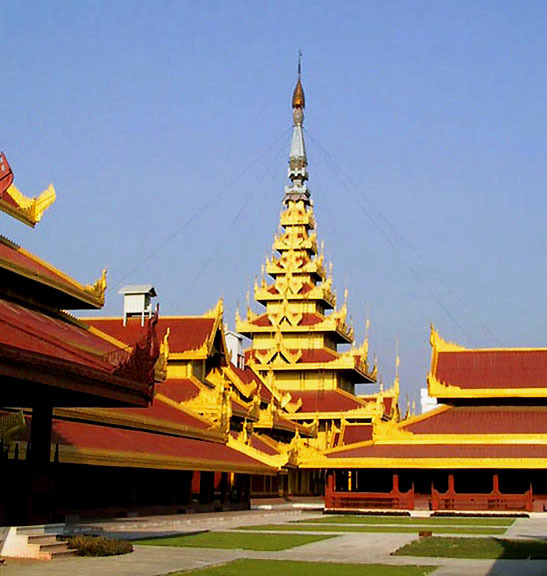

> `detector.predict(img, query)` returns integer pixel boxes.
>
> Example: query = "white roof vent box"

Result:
[118,284,157,326]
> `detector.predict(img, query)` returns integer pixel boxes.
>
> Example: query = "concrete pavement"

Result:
[1,510,547,576]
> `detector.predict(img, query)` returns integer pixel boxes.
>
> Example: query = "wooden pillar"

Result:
[493,473,499,493]
[448,474,455,494]
[180,471,193,505]
[199,471,214,504]
[393,473,399,494]
[219,472,229,504]
[28,404,53,523]
[30,404,52,474]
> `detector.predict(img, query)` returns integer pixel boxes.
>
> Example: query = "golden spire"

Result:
[292,51,305,109]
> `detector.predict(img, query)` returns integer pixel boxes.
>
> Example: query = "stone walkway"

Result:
[2,510,547,576]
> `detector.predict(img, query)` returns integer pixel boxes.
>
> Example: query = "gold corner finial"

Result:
[85,268,107,303]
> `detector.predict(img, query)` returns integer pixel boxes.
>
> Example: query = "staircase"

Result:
[0,524,77,560]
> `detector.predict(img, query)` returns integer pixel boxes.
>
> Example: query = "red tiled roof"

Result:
[0,300,118,372]
[248,313,331,328]
[229,432,282,456]
[341,424,373,445]
[404,405,547,435]
[298,349,339,363]
[0,299,156,405]
[383,397,394,415]
[299,313,324,326]
[47,418,272,472]
[0,237,100,309]
[250,435,281,456]
[289,389,369,413]
[155,379,202,403]
[119,397,210,431]
[230,364,273,402]
[249,315,272,327]
[87,317,216,355]
[435,349,547,390]
[247,348,339,364]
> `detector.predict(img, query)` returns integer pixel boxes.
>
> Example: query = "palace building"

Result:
[319,327,547,513]
[0,152,160,527]
[236,68,398,492]
[3,62,546,538]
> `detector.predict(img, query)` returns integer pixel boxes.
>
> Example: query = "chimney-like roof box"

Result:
[118,285,157,326]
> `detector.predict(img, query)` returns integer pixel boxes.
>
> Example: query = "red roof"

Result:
[289,389,370,413]
[383,397,394,415]
[404,405,547,435]
[230,364,273,402]
[0,237,101,309]
[247,348,339,364]
[47,418,272,472]
[87,317,216,355]
[340,424,373,445]
[248,313,332,328]
[229,432,281,456]
[119,397,210,432]
[0,299,156,405]
[328,443,547,460]
[250,435,281,456]
[155,378,202,403]
[0,299,119,372]
[435,349,547,390]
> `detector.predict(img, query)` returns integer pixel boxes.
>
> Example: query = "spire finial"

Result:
[292,52,305,110]
[285,55,309,205]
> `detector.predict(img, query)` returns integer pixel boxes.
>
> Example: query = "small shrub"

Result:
[66,535,133,556]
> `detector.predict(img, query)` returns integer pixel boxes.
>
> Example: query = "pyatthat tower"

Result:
[237,67,388,450]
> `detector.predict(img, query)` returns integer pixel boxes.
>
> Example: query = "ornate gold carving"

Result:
[84,268,107,303]
[430,324,466,352]
[154,327,170,381]
[4,182,56,227]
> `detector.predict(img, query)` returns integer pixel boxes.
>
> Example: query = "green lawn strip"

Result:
[393,536,547,559]
[295,515,514,527]
[133,531,335,551]
[240,524,506,535]
[167,558,436,576]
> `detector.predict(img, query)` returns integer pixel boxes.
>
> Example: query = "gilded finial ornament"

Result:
[84,268,107,303]
[0,152,56,227]
[292,51,305,110]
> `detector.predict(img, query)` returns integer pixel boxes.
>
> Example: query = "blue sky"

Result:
[3,1,547,403]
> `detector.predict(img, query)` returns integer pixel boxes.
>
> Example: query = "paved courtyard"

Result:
[2,510,547,576]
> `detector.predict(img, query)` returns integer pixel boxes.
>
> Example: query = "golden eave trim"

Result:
[0,239,104,308]
[227,436,287,469]
[1,183,56,227]
[316,456,547,470]
[53,444,276,474]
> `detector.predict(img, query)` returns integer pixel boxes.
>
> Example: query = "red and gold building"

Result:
[0,153,159,525]
[320,327,547,512]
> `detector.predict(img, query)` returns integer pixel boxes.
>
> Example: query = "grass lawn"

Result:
[240,523,507,535]
[296,515,514,527]
[133,531,335,551]
[167,558,436,576]
[394,536,547,559]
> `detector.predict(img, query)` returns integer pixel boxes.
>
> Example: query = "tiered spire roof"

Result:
[237,65,376,403]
